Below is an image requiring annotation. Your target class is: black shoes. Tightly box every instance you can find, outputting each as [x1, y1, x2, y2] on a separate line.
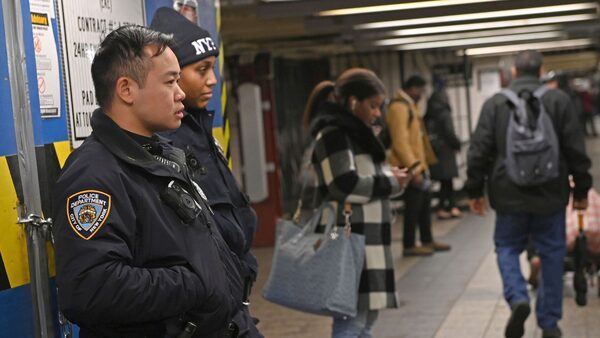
[542, 327, 562, 338]
[504, 301, 561, 338]
[505, 302, 531, 338]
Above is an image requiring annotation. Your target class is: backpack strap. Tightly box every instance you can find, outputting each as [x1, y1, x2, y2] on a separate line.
[500, 88, 540, 126]
[499, 88, 521, 107]
[533, 85, 550, 99]
[501, 86, 549, 102]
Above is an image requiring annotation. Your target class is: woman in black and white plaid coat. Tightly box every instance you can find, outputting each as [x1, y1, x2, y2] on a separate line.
[305, 68, 408, 338]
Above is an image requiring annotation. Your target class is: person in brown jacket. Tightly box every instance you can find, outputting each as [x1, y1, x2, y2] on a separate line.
[387, 75, 451, 256]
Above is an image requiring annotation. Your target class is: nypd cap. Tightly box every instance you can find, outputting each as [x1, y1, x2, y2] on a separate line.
[150, 7, 219, 67]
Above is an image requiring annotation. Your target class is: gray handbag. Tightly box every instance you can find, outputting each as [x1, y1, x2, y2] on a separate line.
[262, 202, 365, 318]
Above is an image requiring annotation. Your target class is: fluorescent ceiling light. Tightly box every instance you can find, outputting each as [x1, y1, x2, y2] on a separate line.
[374, 25, 560, 46]
[394, 31, 562, 50]
[318, 0, 503, 17]
[462, 38, 593, 56]
[356, 3, 597, 30]
[387, 13, 597, 37]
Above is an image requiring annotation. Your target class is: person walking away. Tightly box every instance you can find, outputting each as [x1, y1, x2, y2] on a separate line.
[466, 50, 592, 338]
[424, 89, 462, 220]
[307, 68, 409, 338]
[150, 9, 262, 337]
[387, 75, 451, 256]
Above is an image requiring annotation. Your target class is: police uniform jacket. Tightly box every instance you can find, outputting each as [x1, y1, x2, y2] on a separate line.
[52, 110, 245, 338]
[160, 108, 258, 281]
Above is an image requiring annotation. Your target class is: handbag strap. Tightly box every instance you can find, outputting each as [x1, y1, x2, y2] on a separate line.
[343, 203, 352, 227]
[301, 203, 335, 235]
[342, 203, 353, 238]
[293, 168, 316, 223]
[292, 179, 309, 223]
[293, 141, 318, 223]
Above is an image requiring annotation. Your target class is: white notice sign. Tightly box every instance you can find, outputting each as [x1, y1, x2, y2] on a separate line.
[58, 0, 145, 147]
[30, 0, 61, 118]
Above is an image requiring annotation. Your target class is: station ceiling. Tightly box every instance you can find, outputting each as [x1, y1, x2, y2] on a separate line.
[220, 0, 600, 57]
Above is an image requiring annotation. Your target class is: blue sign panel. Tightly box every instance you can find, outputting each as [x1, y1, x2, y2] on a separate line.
[23, 1, 70, 146]
[0, 3, 18, 157]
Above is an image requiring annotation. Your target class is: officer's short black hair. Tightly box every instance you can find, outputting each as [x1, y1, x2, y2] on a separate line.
[91, 25, 174, 109]
[515, 50, 543, 77]
[403, 75, 426, 89]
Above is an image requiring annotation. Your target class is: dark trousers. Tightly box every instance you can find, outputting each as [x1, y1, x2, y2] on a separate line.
[403, 185, 433, 248]
[438, 179, 455, 211]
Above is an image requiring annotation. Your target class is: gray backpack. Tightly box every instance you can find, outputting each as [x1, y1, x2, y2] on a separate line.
[500, 87, 560, 187]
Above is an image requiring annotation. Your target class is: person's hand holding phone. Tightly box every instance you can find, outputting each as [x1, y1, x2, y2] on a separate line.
[391, 167, 410, 189]
[406, 161, 422, 188]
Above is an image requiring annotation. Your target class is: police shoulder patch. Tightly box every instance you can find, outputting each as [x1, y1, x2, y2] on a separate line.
[66, 190, 112, 240]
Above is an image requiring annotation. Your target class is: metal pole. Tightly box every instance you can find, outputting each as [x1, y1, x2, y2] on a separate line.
[2, 0, 54, 337]
[463, 52, 473, 140]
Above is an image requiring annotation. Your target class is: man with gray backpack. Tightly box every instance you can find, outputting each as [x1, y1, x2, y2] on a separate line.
[465, 50, 592, 338]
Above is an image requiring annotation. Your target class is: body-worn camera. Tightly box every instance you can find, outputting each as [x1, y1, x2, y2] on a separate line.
[161, 180, 201, 224]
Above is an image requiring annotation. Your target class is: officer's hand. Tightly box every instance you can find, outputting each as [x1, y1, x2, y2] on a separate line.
[231, 309, 264, 338]
[469, 197, 488, 216]
[187, 290, 233, 334]
[573, 198, 588, 211]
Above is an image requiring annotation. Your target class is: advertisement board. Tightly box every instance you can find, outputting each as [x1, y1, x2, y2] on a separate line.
[58, 0, 145, 147]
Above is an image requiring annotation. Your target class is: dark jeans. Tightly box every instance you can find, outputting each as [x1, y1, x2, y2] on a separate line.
[403, 185, 433, 248]
[495, 210, 566, 330]
[438, 179, 456, 211]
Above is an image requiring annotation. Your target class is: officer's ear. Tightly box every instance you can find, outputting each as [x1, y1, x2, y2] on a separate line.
[114, 76, 138, 105]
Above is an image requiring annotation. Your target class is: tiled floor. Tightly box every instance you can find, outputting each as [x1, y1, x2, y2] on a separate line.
[249, 136, 600, 338]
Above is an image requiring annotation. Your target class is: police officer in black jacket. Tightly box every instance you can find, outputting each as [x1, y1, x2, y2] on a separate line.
[150, 10, 261, 338]
[52, 25, 247, 338]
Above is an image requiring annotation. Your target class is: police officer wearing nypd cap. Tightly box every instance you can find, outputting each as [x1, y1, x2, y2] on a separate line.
[150, 9, 262, 338]
[52, 25, 250, 338]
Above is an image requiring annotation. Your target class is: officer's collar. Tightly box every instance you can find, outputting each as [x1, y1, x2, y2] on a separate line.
[185, 107, 213, 118]
[90, 109, 185, 179]
[123, 129, 163, 156]
[123, 129, 154, 145]
[183, 107, 215, 131]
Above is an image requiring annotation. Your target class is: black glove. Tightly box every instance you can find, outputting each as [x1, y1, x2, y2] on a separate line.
[231, 309, 264, 338]
[186, 289, 235, 335]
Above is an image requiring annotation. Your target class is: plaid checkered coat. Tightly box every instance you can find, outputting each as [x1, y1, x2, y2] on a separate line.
[311, 106, 402, 311]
